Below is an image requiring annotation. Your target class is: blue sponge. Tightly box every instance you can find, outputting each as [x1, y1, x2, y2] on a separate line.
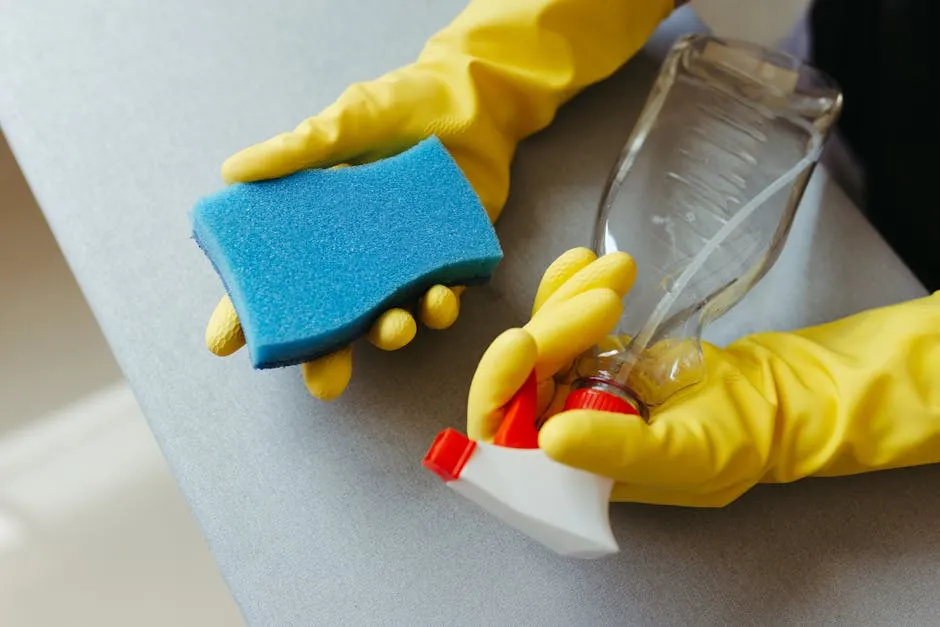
[192, 136, 503, 369]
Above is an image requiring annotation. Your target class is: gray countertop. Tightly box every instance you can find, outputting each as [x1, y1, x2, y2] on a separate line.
[3, 2, 937, 625]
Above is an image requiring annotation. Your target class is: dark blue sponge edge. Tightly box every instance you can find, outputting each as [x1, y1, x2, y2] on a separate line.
[249, 260, 498, 369]
[193, 210, 501, 369]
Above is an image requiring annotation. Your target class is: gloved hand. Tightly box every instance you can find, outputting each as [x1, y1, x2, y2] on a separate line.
[467, 248, 637, 440]
[205, 0, 676, 400]
[471, 251, 940, 507]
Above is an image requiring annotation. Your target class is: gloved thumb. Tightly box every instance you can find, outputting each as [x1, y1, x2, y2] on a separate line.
[538, 409, 731, 489]
[221, 72, 432, 184]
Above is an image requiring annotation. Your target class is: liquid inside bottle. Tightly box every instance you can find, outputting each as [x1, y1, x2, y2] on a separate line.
[568, 35, 842, 415]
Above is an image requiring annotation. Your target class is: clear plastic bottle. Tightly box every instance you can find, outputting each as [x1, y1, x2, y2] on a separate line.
[564, 35, 843, 417]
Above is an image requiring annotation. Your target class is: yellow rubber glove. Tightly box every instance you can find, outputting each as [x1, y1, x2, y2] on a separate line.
[467, 248, 637, 441]
[205, 0, 676, 400]
[472, 251, 940, 507]
[541, 293, 940, 506]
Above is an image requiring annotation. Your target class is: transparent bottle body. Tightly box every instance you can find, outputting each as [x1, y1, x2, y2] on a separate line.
[571, 35, 842, 413]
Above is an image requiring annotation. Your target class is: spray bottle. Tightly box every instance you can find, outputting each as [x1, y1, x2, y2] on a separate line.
[424, 35, 842, 558]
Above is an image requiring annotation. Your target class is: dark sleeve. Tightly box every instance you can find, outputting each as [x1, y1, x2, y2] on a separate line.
[809, 0, 938, 291]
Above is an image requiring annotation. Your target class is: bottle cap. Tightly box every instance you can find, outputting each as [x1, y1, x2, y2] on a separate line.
[563, 387, 639, 415]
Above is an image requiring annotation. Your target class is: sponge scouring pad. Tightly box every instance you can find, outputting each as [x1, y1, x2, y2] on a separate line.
[192, 136, 503, 369]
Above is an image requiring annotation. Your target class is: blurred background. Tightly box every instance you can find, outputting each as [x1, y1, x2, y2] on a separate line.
[0, 1, 807, 625]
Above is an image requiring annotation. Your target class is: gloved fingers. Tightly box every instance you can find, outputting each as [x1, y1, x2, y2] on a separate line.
[301, 346, 353, 401]
[367, 308, 418, 351]
[609, 478, 754, 508]
[532, 248, 597, 315]
[205, 294, 246, 356]
[523, 288, 623, 380]
[537, 252, 636, 314]
[419, 285, 462, 330]
[221, 78, 415, 184]
[539, 408, 753, 489]
[467, 328, 538, 441]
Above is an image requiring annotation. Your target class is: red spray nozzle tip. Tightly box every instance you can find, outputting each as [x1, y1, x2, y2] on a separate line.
[423, 428, 476, 482]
